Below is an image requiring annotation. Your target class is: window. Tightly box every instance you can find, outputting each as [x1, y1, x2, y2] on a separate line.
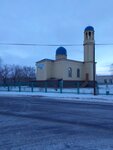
[77, 68, 80, 78]
[68, 67, 72, 77]
[86, 32, 88, 39]
[109, 79, 112, 84]
[89, 32, 91, 38]
[104, 79, 107, 84]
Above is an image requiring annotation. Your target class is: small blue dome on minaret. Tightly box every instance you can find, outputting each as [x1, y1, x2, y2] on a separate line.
[56, 47, 67, 56]
[85, 26, 94, 31]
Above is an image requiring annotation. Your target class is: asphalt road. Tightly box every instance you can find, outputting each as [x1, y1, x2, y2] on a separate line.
[0, 96, 113, 150]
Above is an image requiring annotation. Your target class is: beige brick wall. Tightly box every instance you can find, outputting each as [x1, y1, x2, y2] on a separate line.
[84, 62, 94, 81]
[36, 60, 90, 81]
[53, 60, 84, 80]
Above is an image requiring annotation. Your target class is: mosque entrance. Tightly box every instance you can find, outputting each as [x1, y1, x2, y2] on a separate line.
[86, 73, 89, 81]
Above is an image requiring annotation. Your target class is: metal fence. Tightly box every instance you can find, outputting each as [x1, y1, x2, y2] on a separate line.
[0, 82, 113, 95]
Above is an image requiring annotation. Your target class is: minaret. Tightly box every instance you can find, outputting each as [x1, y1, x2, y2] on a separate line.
[83, 26, 95, 81]
[84, 26, 95, 62]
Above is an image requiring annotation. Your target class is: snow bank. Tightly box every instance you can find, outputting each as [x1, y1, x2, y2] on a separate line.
[0, 91, 113, 104]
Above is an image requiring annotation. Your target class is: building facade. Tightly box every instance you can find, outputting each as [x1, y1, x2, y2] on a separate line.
[35, 26, 96, 86]
[96, 75, 113, 84]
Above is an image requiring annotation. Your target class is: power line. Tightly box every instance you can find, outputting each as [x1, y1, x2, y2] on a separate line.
[0, 42, 113, 47]
[0, 42, 82, 46]
[96, 43, 113, 46]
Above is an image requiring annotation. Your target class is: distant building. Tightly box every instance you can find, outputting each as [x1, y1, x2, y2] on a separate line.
[96, 75, 113, 84]
[35, 26, 96, 87]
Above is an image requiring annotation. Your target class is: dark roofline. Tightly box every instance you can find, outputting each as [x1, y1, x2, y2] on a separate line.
[36, 58, 54, 63]
[55, 59, 84, 63]
[96, 75, 113, 77]
[36, 58, 84, 64]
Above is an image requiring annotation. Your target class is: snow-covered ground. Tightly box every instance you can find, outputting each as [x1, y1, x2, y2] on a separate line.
[0, 90, 113, 104]
[0, 84, 113, 104]
[0, 93, 113, 150]
[0, 86, 113, 150]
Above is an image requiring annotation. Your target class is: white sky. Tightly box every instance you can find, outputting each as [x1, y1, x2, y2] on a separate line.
[0, 0, 113, 75]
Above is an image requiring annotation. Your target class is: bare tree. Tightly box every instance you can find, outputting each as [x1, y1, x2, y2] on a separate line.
[110, 63, 113, 75]
[0, 57, 2, 67]
[10, 65, 23, 82]
[0, 63, 36, 84]
[0, 57, 3, 83]
[22, 66, 35, 81]
[0, 64, 11, 84]
[10, 65, 35, 82]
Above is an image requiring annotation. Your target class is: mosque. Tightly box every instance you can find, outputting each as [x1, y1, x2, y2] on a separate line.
[35, 26, 96, 87]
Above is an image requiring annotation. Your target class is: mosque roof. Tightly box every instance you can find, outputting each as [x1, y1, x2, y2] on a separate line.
[56, 47, 67, 55]
[85, 26, 94, 31]
[36, 59, 54, 63]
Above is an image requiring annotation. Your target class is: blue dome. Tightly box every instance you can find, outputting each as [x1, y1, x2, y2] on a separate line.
[56, 47, 67, 55]
[85, 26, 94, 31]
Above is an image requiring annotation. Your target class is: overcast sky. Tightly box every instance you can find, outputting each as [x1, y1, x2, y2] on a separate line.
[0, 0, 113, 75]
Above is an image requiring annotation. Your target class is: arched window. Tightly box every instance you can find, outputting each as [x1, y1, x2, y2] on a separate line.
[86, 32, 88, 39]
[68, 67, 72, 77]
[89, 32, 91, 38]
[77, 68, 80, 78]
[104, 79, 107, 84]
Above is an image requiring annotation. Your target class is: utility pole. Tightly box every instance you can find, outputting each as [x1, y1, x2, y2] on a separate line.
[93, 44, 96, 95]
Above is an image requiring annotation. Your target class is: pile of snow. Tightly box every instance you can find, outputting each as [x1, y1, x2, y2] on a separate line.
[0, 91, 113, 104]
